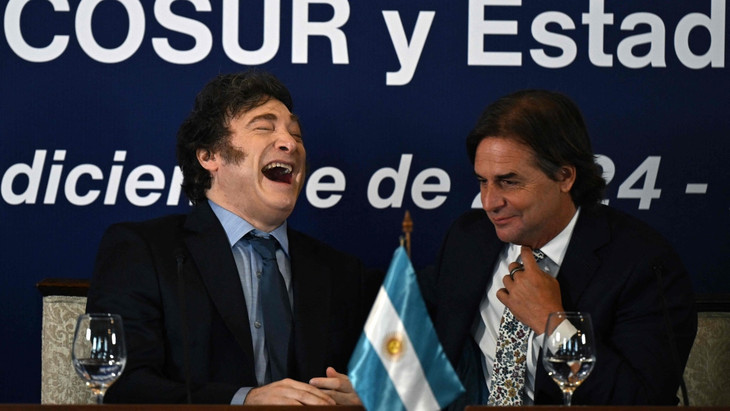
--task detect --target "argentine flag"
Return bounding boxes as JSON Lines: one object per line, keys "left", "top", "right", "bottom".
{"left": 348, "top": 246, "right": 464, "bottom": 410}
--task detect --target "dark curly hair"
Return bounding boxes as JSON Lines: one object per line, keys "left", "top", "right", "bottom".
{"left": 465, "top": 89, "right": 606, "bottom": 208}
{"left": 176, "top": 70, "right": 294, "bottom": 204}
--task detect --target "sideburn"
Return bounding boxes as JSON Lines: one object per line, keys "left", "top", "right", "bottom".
{"left": 220, "top": 141, "right": 247, "bottom": 165}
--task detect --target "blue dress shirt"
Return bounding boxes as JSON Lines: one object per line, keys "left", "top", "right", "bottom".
{"left": 208, "top": 200, "right": 293, "bottom": 404}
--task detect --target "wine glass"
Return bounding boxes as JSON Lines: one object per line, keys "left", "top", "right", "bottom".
{"left": 72, "top": 313, "right": 127, "bottom": 404}
{"left": 541, "top": 312, "right": 596, "bottom": 406}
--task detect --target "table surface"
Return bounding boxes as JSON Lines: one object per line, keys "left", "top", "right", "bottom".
{"left": 2, "top": 406, "right": 730, "bottom": 410}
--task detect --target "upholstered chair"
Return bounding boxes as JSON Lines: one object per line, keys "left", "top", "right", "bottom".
{"left": 38, "top": 279, "right": 95, "bottom": 404}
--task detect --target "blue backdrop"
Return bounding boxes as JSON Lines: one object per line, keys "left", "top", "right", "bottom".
{"left": 1, "top": 0, "right": 728, "bottom": 402}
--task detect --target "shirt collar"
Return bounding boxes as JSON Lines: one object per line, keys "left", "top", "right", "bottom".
{"left": 536, "top": 207, "right": 580, "bottom": 266}
{"left": 508, "top": 207, "right": 581, "bottom": 267}
{"left": 208, "top": 199, "right": 290, "bottom": 256}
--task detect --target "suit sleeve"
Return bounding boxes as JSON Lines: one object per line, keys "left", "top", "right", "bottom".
{"left": 86, "top": 224, "right": 241, "bottom": 404}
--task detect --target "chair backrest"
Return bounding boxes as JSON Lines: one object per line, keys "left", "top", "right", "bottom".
{"left": 681, "top": 294, "right": 730, "bottom": 406}
{"left": 37, "top": 279, "right": 95, "bottom": 404}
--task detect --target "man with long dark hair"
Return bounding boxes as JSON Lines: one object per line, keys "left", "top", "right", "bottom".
{"left": 424, "top": 90, "right": 696, "bottom": 406}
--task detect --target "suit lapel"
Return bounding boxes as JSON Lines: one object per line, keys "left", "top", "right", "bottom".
{"left": 557, "top": 207, "right": 610, "bottom": 308}
{"left": 536, "top": 206, "right": 610, "bottom": 402}
{"left": 287, "top": 229, "right": 330, "bottom": 380}
{"left": 438, "top": 211, "right": 504, "bottom": 365}
{"left": 183, "top": 202, "right": 255, "bottom": 359}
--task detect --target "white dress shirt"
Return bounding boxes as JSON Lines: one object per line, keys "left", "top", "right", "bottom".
{"left": 473, "top": 208, "right": 580, "bottom": 402}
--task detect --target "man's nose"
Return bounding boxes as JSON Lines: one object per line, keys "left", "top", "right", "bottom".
{"left": 275, "top": 130, "right": 298, "bottom": 152}
{"left": 481, "top": 185, "right": 505, "bottom": 211}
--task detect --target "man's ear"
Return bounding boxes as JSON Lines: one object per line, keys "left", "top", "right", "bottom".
{"left": 558, "top": 165, "right": 576, "bottom": 192}
{"left": 197, "top": 148, "right": 218, "bottom": 172}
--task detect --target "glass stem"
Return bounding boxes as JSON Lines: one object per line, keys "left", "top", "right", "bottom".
{"left": 563, "top": 390, "right": 573, "bottom": 406}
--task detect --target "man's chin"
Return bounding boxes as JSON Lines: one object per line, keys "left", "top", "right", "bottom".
{"left": 259, "top": 183, "right": 302, "bottom": 218}
{"left": 268, "top": 197, "right": 298, "bottom": 215}
{"left": 494, "top": 228, "right": 522, "bottom": 245}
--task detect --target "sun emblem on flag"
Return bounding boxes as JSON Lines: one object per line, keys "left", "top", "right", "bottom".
{"left": 383, "top": 332, "right": 406, "bottom": 361}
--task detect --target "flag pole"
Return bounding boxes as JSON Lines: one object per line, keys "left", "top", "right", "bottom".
{"left": 402, "top": 210, "right": 413, "bottom": 258}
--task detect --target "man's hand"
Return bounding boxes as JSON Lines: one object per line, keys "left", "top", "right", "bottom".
{"left": 244, "top": 378, "right": 336, "bottom": 405}
{"left": 496, "top": 246, "right": 564, "bottom": 334}
{"left": 309, "top": 367, "right": 362, "bottom": 405}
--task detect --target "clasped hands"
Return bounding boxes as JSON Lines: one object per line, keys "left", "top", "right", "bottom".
{"left": 496, "top": 246, "right": 564, "bottom": 335}
{"left": 244, "top": 366, "right": 361, "bottom": 406}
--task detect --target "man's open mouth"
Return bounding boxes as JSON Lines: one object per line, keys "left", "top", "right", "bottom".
{"left": 262, "top": 162, "right": 293, "bottom": 184}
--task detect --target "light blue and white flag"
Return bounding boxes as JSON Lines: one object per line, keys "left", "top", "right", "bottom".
{"left": 348, "top": 246, "right": 464, "bottom": 411}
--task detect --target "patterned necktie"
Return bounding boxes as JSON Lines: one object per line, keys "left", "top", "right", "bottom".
{"left": 488, "top": 249, "right": 552, "bottom": 405}
{"left": 248, "top": 235, "right": 293, "bottom": 383}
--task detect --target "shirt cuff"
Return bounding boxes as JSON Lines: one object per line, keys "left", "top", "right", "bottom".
{"left": 231, "top": 387, "right": 253, "bottom": 405}
{"left": 544, "top": 319, "right": 579, "bottom": 353}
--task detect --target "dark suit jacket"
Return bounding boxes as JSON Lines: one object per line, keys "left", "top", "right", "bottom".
{"left": 422, "top": 205, "right": 697, "bottom": 406}
{"left": 86, "top": 202, "right": 377, "bottom": 403}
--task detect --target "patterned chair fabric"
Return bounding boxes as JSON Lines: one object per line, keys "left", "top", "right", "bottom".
{"left": 681, "top": 311, "right": 730, "bottom": 406}
{"left": 41, "top": 295, "right": 95, "bottom": 404}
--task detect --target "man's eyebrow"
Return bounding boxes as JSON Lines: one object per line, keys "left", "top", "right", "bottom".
{"left": 474, "top": 171, "right": 518, "bottom": 180}
{"left": 247, "top": 113, "right": 300, "bottom": 126}
{"left": 248, "top": 113, "right": 277, "bottom": 124}
{"left": 495, "top": 172, "right": 517, "bottom": 180}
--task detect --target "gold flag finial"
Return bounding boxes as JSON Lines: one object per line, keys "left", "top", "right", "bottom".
{"left": 402, "top": 210, "right": 413, "bottom": 258}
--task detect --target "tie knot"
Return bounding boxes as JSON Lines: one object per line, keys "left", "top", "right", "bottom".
{"left": 247, "top": 234, "right": 278, "bottom": 261}
{"left": 532, "top": 249, "right": 559, "bottom": 274}
{"left": 532, "top": 249, "right": 545, "bottom": 262}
